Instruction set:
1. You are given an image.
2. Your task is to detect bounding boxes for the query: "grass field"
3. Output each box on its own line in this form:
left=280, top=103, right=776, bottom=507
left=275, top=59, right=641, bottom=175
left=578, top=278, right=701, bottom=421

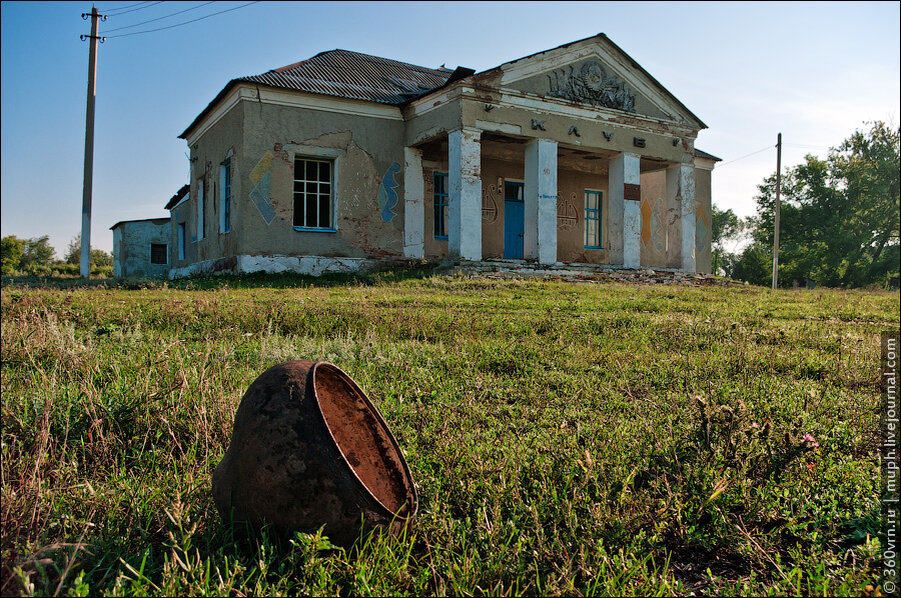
left=1, top=270, right=897, bottom=596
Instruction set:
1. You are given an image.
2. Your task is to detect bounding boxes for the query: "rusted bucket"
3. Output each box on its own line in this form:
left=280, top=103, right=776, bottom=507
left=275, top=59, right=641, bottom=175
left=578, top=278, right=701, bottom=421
left=212, top=360, right=417, bottom=546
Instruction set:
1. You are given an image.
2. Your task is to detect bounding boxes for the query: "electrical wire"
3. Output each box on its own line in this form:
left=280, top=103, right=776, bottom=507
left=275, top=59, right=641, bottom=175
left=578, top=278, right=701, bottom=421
left=103, top=1, right=163, bottom=16
left=102, top=1, right=155, bottom=12
left=102, top=1, right=216, bottom=33
left=105, top=1, right=260, bottom=38
left=717, top=145, right=773, bottom=167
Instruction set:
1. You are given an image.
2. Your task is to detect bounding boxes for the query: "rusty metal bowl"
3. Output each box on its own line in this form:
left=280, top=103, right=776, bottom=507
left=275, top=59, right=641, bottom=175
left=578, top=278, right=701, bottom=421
left=212, top=360, right=417, bottom=546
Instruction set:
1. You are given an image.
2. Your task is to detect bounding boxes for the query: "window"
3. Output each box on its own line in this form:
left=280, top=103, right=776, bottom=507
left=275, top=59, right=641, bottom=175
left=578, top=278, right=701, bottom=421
left=293, top=157, right=334, bottom=230
left=219, top=158, right=231, bottom=233
left=177, top=223, right=186, bottom=260
left=197, top=179, right=205, bottom=240
left=585, top=190, right=603, bottom=249
left=150, top=243, right=167, bottom=265
left=433, top=171, right=448, bottom=239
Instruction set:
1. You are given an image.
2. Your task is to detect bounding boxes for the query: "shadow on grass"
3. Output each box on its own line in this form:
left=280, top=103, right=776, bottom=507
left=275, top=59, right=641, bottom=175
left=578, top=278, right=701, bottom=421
left=1, top=261, right=452, bottom=292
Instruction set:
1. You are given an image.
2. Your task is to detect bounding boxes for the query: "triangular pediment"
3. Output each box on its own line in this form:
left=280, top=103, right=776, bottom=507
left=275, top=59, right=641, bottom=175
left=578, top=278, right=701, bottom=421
left=478, top=34, right=705, bottom=129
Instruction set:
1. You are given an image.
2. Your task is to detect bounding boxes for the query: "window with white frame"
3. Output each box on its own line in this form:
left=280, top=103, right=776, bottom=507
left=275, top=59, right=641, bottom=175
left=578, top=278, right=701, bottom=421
left=219, top=158, right=231, bottom=233
left=584, top=190, right=603, bottom=249
left=293, top=157, right=334, bottom=230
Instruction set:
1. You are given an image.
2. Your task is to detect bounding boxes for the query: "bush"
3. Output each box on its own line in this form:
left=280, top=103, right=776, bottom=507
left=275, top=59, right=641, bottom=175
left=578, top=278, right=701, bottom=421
left=732, top=243, right=772, bottom=286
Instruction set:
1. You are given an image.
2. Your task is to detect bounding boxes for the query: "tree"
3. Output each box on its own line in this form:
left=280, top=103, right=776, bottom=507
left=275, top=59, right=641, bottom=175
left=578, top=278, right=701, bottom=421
left=748, top=121, right=899, bottom=287
left=18, top=236, right=56, bottom=275
left=710, top=204, right=744, bottom=276
left=731, top=242, right=772, bottom=287
left=1, top=236, right=26, bottom=275
left=64, top=235, right=80, bottom=264
left=64, top=234, right=113, bottom=268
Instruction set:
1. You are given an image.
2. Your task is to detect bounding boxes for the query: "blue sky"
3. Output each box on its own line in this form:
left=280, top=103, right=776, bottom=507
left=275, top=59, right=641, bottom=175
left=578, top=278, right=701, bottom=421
left=1, top=1, right=899, bottom=255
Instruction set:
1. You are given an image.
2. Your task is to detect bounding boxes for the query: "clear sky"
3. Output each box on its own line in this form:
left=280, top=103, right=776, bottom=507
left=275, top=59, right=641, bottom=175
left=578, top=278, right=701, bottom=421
left=1, top=1, right=899, bottom=255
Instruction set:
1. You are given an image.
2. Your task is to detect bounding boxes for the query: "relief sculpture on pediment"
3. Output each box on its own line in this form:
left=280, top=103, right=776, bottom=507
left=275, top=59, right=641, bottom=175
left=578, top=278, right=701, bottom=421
left=547, top=61, right=636, bottom=113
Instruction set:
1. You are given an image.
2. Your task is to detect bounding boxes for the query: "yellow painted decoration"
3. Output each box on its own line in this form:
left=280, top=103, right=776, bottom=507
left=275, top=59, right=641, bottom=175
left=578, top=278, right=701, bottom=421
left=250, top=151, right=274, bottom=185
left=640, top=197, right=652, bottom=246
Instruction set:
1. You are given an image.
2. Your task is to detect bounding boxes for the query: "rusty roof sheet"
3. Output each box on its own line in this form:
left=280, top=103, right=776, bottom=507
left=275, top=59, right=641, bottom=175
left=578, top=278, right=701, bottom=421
left=241, top=49, right=452, bottom=105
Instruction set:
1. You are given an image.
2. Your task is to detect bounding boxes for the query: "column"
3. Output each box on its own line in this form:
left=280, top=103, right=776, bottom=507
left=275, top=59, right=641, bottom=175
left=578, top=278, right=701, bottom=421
left=403, top=147, right=424, bottom=259
left=448, top=128, right=482, bottom=261
left=667, top=164, right=696, bottom=273
left=525, top=139, right=558, bottom=264
left=610, top=152, right=641, bottom=268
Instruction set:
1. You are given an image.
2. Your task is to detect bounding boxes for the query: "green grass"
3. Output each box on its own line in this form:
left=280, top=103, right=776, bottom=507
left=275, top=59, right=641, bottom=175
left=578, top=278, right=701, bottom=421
left=1, top=270, right=897, bottom=596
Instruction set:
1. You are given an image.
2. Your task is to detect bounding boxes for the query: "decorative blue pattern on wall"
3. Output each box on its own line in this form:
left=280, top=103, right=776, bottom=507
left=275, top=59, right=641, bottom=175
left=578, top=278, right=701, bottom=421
left=378, top=162, right=401, bottom=222
left=250, top=171, right=276, bottom=225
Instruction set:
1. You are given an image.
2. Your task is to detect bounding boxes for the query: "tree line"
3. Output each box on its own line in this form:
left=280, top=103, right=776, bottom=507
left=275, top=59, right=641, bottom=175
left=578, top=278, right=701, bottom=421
left=712, top=121, right=899, bottom=288
left=1, top=234, right=112, bottom=277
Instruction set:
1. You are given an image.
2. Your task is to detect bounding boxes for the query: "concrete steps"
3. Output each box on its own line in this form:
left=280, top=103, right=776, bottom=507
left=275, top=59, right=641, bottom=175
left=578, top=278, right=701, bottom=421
left=444, top=258, right=738, bottom=286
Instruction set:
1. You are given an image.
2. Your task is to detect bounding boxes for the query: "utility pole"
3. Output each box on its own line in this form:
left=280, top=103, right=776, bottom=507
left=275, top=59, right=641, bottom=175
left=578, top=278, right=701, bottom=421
left=772, top=132, right=782, bottom=290
left=80, top=7, right=105, bottom=278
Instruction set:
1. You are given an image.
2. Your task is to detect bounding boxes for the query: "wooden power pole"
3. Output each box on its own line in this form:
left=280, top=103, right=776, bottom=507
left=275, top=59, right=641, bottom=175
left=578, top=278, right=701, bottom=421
left=772, top=132, right=782, bottom=290
left=80, top=7, right=104, bottom=278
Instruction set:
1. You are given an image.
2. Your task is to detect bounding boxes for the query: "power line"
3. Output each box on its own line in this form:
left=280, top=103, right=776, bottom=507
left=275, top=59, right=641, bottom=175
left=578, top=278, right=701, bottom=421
left=105, top=1, right=260, bottom=38
left=103, top=1, right=154, bottom=12
left=104, top=1, right=163, bottom=16
left=717, top=145, right=773, bottom=167
left=102, top=1, right=216, bottom=33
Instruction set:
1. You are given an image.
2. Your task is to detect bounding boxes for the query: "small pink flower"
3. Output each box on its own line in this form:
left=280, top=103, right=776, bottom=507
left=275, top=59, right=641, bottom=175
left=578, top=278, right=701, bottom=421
left=803, top=433, right=819, bottom=447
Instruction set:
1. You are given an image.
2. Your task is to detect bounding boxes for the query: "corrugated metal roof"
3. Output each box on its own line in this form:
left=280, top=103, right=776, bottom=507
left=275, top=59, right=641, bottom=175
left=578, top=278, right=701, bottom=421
left=240, top=49, right=452, bottom=105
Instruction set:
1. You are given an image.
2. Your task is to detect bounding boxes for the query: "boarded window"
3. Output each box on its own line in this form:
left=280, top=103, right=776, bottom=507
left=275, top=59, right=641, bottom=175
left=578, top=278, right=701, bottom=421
left=293, top=158, right=333, bottom=229
left=150, top=243, right=167, bottom=264
left=433, top=171, right=448, bottom=239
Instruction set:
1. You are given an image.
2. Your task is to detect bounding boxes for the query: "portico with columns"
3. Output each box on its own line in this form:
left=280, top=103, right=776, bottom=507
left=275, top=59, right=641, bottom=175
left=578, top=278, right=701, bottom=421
left=400, top=34, right=715, bottom=273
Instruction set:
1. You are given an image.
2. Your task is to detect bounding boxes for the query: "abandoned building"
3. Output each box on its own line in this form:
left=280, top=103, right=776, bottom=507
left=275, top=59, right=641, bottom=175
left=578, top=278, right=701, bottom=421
left=110, top=217, right=171, bottom=278
left=113, top=33, right=719, bottom=279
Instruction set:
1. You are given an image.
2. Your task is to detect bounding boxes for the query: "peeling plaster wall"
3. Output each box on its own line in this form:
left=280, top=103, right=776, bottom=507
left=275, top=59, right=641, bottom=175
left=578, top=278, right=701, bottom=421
left=240, top=102, right=406, bottom=260
left=183, top=106, right=244, bottom=268
left=480, top=158, right=523, bottom=260
left=694, top=165, right=713, bottom=274
left=555, top=169, right=610, bottom=264
left=112, top=219, right=170, bottom=278
left=639, top=170, right=669, bottom=269
left=403, top=97, right=462, bottom=146
left=423, top=165, right=449, bottom=260
left=169, top=202, right=191, bottom=267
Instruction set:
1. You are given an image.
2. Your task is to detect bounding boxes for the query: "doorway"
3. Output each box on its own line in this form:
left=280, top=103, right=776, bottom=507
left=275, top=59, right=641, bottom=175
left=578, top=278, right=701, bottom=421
left=503, top=181, right=525, bottom=259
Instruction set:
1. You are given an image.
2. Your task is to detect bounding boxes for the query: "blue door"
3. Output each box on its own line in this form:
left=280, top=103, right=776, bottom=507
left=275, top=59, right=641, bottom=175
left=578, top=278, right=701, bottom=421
left=503, top=181, right=525, bottom=259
